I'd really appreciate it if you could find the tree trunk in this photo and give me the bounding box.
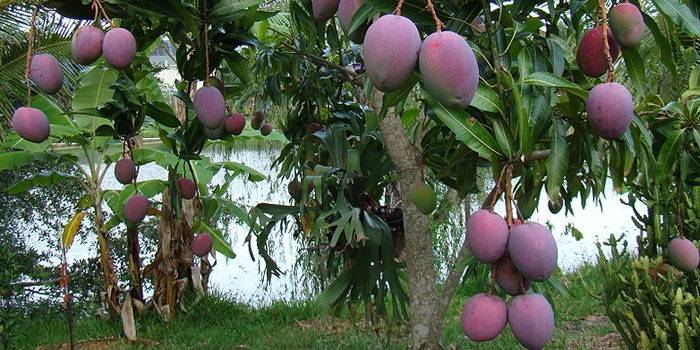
[93,190,120,316]
[144,176,195,320]
[371,91,442,349]
[142,97,197,320]
[127,225,143,302]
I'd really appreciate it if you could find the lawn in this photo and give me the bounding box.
[14,264,619,350]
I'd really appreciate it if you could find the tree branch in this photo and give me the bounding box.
[436,197,473,322]
[276,39,362,87]
[480,0,505,97]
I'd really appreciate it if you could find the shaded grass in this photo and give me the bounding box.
[14,263,617,349]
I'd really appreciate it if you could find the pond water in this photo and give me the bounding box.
[47,145,638,305]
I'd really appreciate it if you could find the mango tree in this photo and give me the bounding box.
[2,0,269,331]
[246,0,698,348]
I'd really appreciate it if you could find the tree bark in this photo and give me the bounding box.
[92,189,120,316]
[127,225,143,302]
[372,91,441,349]
[144,174,195,320]
[143,96,197,320]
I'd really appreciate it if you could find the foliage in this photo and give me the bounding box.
[614,66,700,256]
[1,0,699,347]
[0,5,83,127]
[597,237,700,350]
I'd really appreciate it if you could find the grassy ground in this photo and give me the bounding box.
[14,264,619,350]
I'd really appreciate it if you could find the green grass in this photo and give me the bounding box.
[13,264,618,350]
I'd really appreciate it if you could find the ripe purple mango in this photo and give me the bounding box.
[71,25,104,65]
[114,158,137,185]
[508,294,555,350]
[192,233,213,257]
[103,28,136,69]
[252,111,266,130]
[225,113,246,135]
[194,87,226,129]
[466,209,509,263]
[260,123,273,136]
[586,82,633,140]
[495,255,531,295]
[419,31,479,109]
[576,27,620,77]
[176,177,196,200]
[30,54,63,94]
[667,238,699,272]
[362,15,421,92]
[337,0,367,43]
[610,3,646,48]
[312,0,340,22]
[12,107,50,143]
[461,293,507,342]
[124,194,149,224]
[508,222,558,281]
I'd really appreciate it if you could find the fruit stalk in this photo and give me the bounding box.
[480,0,505,98]
[675,171,685,239]
[504,164,514,227]
[598,0,614,82]
[94,0,115,28]
[484,165,507,210]
[24,5,38,105]
[425,0,445,32]
[394,0,404,16]
[203,0,210,85]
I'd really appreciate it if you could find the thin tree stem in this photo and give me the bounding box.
[394,0,404,16]
[504,165,514,227]
[598,0,614,82]
[25,5,38,106]
[203,0,210,85]
[480,0,505,98]
[425,0,444,32]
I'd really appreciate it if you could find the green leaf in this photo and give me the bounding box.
[120,180,169,199]
[219,161,267,182]
[383,75,418,109]
[131,148,180,168]
[349,2,381,34]
[6,171,80,194]
[621,47,645,92]
[31,95,73,126]
[522,72,588,100]
[226,52,254,85]
[507,72,530,156]
[546,120,569,202]
[650,0,700,36]
[470,83,504,114]
[317,269,352,307]
[493,118,515,158]
[428,96,501,159]
[0,151,35,171]
[193,221,236,258]
[211,0,261,23]
[656,129,684,178]
[145,102,180,127]
[643,13,677,76]
[547,38,565,76]
[72,67,119,112]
